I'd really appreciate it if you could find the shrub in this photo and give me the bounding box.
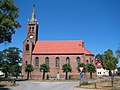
[46,74,49,80]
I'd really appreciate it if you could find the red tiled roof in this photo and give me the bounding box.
[32,40,94,55]
[95,60,102,68]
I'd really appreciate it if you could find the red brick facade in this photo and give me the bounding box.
[22,5,96,79]
[30,54,95,78]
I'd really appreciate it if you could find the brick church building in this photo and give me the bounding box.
[22,5,96,79]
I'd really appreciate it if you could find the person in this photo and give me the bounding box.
[57,72,60,80]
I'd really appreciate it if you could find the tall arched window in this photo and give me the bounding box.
[26,44,29,51]
[76,57,80,66]
[35,57,39,67]
[66,57,70,64]
[55,57,60,68]
[45,57,49,67]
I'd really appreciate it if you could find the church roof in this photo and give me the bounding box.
[32,40,94,55]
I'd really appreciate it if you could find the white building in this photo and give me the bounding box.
[0,71,4,76]
[95,60,109,77]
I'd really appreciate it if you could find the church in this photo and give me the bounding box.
[22,5,96,79]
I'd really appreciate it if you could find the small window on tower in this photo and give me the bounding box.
[26,44,29,51]
[29,27,31,30]
[32,27,34,32]
[29,27,33,32]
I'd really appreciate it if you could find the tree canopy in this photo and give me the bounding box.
[25,64,34,80]
[0,0,21,43]
[25,64,34,73]
[102,49,118,71]
[40,64,50,73]
[62,64,72,73]
[96,49,118,87]
[3,47,22,64]
[77,63,86,72]
[0,47,22,78]
[40,64,50,80]
[86,63,96,79]
[95,53,103,60]
[62,64,72,79]
[116,46,120,58]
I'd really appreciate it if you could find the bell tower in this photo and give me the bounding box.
[22,5,38,78]
[27,4,38,45]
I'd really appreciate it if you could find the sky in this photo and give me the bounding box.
[0,0,120,65]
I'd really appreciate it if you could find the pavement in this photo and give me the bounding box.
[0,81,91,90]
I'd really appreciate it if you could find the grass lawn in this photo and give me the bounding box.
[76,79,120,90]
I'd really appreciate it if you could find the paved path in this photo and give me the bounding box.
[0,81,90,90]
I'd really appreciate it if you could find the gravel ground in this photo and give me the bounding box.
[0,81,90,90]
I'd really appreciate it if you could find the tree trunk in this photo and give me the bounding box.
[90,72,92,79]
[15,73,18,78]
[65,72,68,80]
[27,72,29,80]
[5,72,8,78]
[30,72,31,78]
[109,70,112,76]
[43,72,45,80]
[16,75,18,79]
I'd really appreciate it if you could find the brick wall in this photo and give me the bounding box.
[28,54,96,79]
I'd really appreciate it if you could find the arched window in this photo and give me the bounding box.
[26,44,29,51]
[35,57,39,67]
[66,57,70,64]
[45,57,49,67]
[90,57,93,63]
[32,27,34,32]
[55,57,60,68]
[29,27,31,30]
[76,57,80,66]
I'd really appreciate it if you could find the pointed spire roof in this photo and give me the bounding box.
[29,4,37,24]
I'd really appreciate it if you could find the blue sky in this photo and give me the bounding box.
[0,0,120,65]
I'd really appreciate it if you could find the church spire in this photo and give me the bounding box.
[29,4,37,24]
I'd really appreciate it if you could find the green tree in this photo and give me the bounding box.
[62,64,72,80]
[0,47,22,78]
[116,46,120,58]
[86,64,96,79]
[1,61,10,78]
[3,47,22,65]
[102,49,118,76]
[11,64,21,78]
[3,47,22,76]
[102,49,118,86]
[40,64,50,80]
[0,0,21,43]
[95,54,103,60]
[25,64,34,80]
[0,51,3,63]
